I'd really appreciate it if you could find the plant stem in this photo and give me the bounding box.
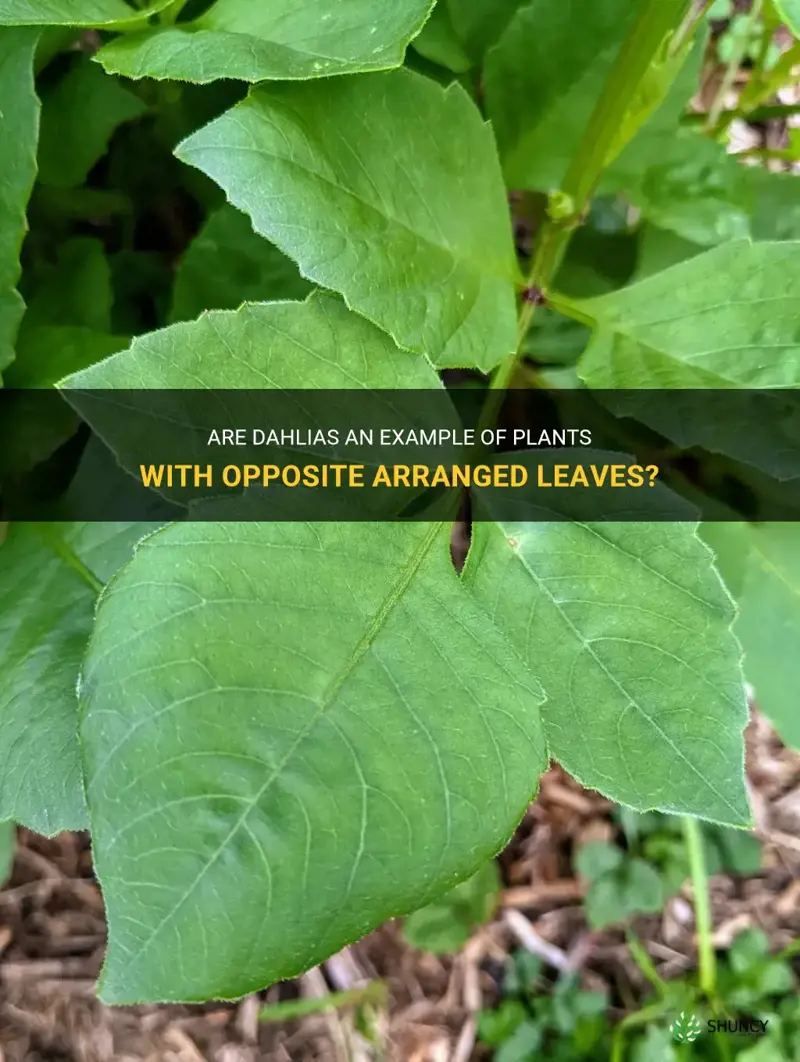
[34,526,104,595]
[159,0,189,24]
[708,0,764,132]
[259,980,386,1024]
[626,929,669,997]
[682,816,717,998]
[531,0,692,289]
[480,0,693,416]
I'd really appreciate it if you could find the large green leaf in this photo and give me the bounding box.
[464,519,750,826]
[21,237,114,333]
[82,521,547,1002]
[0,0,173,26]
[702,522,800,750]
[8,237,128,385]
[604,131,753,247]
[61,292,454,520]
[634,226,705,281]
[175,69,518,371]
[485,0,704,193]
[8,326,129,387]
[64,290,441,390]
[576,241,800,387]
[0,522,157,834]
[0,27,40,379]
[97,0,434,83]
[38,57,145,188]
[170,204,311,324]
[65,295,545,1002]
[64,289,752,1000]
[750,170,800,242]
[485,0,635,191]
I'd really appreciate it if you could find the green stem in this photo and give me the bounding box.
[159,0,189,24]
[683,816,717,998]
[673,0,715,53]
[34,525,104,595]
[626,929,669,997]
[480,0,692,417]
[259,980,386,1024]
[708,0,764,132]
[556,0,691,230]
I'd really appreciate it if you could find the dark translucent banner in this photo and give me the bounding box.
[1,387,799,522]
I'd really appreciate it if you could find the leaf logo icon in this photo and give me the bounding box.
[671,1012,703,1043]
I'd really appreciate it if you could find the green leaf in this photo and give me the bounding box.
[0,820,14,887]
[402,901,473,954]
[607,131,753,247]
[61,292,548,1000]
[21,237,114,333]
[737,1039,787,1062]
[411,2,472,74]
[707,824,762,874]
[552,983,608,1036]
[463,520,750,825]
[170,204,311,324]
[585,858,663,927]
[0,0,174,27]
[446,0,523,63]
[576,241,800,388]
[485,0,636,191]
[7,326,129,387]
[729,927,771,971]
[574,841,624,881]
[38,57,145,188]
[81,521,547,1002]
[750,170,800,241]
[175,69,518,371]
[64,290,443,390]
[97,0,434,83]
[8,237,128,385]
[0,27,41,380]
[702,522,800,750]
[495,1022,543,1062]
[0,522,157,834]
[478,1000,531,1047]
[622,858,665,913]
[631,1025,678,1062]
[403,859,500,953]
[634,225,704,281]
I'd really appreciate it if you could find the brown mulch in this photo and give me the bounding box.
[0,710,797,1062]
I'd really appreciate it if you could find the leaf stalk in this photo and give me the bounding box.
[682,816,717,998]
[33,525,104,595]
